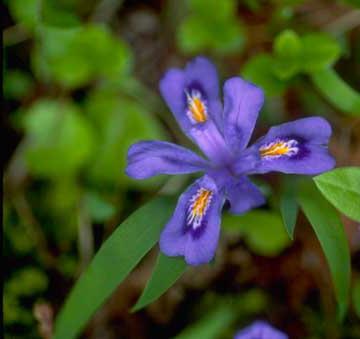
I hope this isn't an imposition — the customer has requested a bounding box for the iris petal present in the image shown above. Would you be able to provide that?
[223,77,264,153]
[225,176,265,215]
[234,321,288,339]
[159,57,231,165]
[159,175,223,265]
[245,117,335,175]
[126,141,209,179]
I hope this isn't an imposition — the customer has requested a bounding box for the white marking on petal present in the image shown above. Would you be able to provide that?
[185,89,208,124]
[187,187,213,229]
[259,138,299,159]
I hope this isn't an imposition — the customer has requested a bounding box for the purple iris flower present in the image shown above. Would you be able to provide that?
[126,57,335,265]
[234,321,288,339]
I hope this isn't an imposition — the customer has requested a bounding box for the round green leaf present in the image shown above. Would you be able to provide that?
[23,99,95,178]
[223,210,291,256]
[314,167,360,222]
[242,54,288,96]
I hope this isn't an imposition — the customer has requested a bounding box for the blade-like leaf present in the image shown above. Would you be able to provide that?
[280,182,299,240]
[298,183,351,320]
[314,167,360,222]
[132,252,187,312]
[311,68,360,116]
[54,197,174,339]
[174,304,234,339]
[280,192,298,240]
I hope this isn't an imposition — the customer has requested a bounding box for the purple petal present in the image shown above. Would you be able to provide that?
[126,141,209,179]
[234,321,288,339]
[159,57,222,133]
[159,57,231,164]
[159,175,224,266]
[223,77,264,153]
[225,176,265,215]
[247,117,335,175]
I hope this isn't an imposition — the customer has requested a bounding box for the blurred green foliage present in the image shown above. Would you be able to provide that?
[3,0,360,338]
[243,29,342,96]
[223,210,291,256]
[178,0,246,55]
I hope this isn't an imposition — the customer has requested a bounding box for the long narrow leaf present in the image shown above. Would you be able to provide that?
[174,304,235,339]
[132,252,187,312]
[54,197,174,339]
[280,191,299,240]
[311,68,360,116]
[298,183,351,320]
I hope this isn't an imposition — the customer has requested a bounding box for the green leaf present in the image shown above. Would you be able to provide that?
[273,29,302,79]
[54,197,175,339]
[280,177,299,240]
[34,24,132,88]
[83,192,116,223]
[242,54,288,96]
[280,191,298,240]
[311,68,360,116]
[174,303,235,339]
[297,182,351,320]
[85,90,164,187]
[23,99,95,178]
[314,167,360,222]
[178,15,245,55]
[132,252,187,312]
[301,33,341,73]
[178,0,245,55]
[222,210,291,256]
[9,0,41,30]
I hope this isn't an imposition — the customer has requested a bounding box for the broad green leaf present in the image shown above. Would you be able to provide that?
[273,29,302,79]
[9,0,41,30]
[54,197,175,339]
[174,304,234,339]
[85,90,164,187]
[301,33,341,73]
[311,68,360,116]
[132,252,187,312]
[353,278,360,318]
[298,183,351,320]
[23,99,95,178]
[178,15,245,55]
[222,210,291,256]
[83,192,116,223]
[242,54,288,96]
[314,167,360,222]
[178,0,245,55]
[34,24,132,88]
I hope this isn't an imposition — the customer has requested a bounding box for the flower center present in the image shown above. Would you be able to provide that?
[187,188,213,229]
[185,89,208,124]
[259,139,299,159]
